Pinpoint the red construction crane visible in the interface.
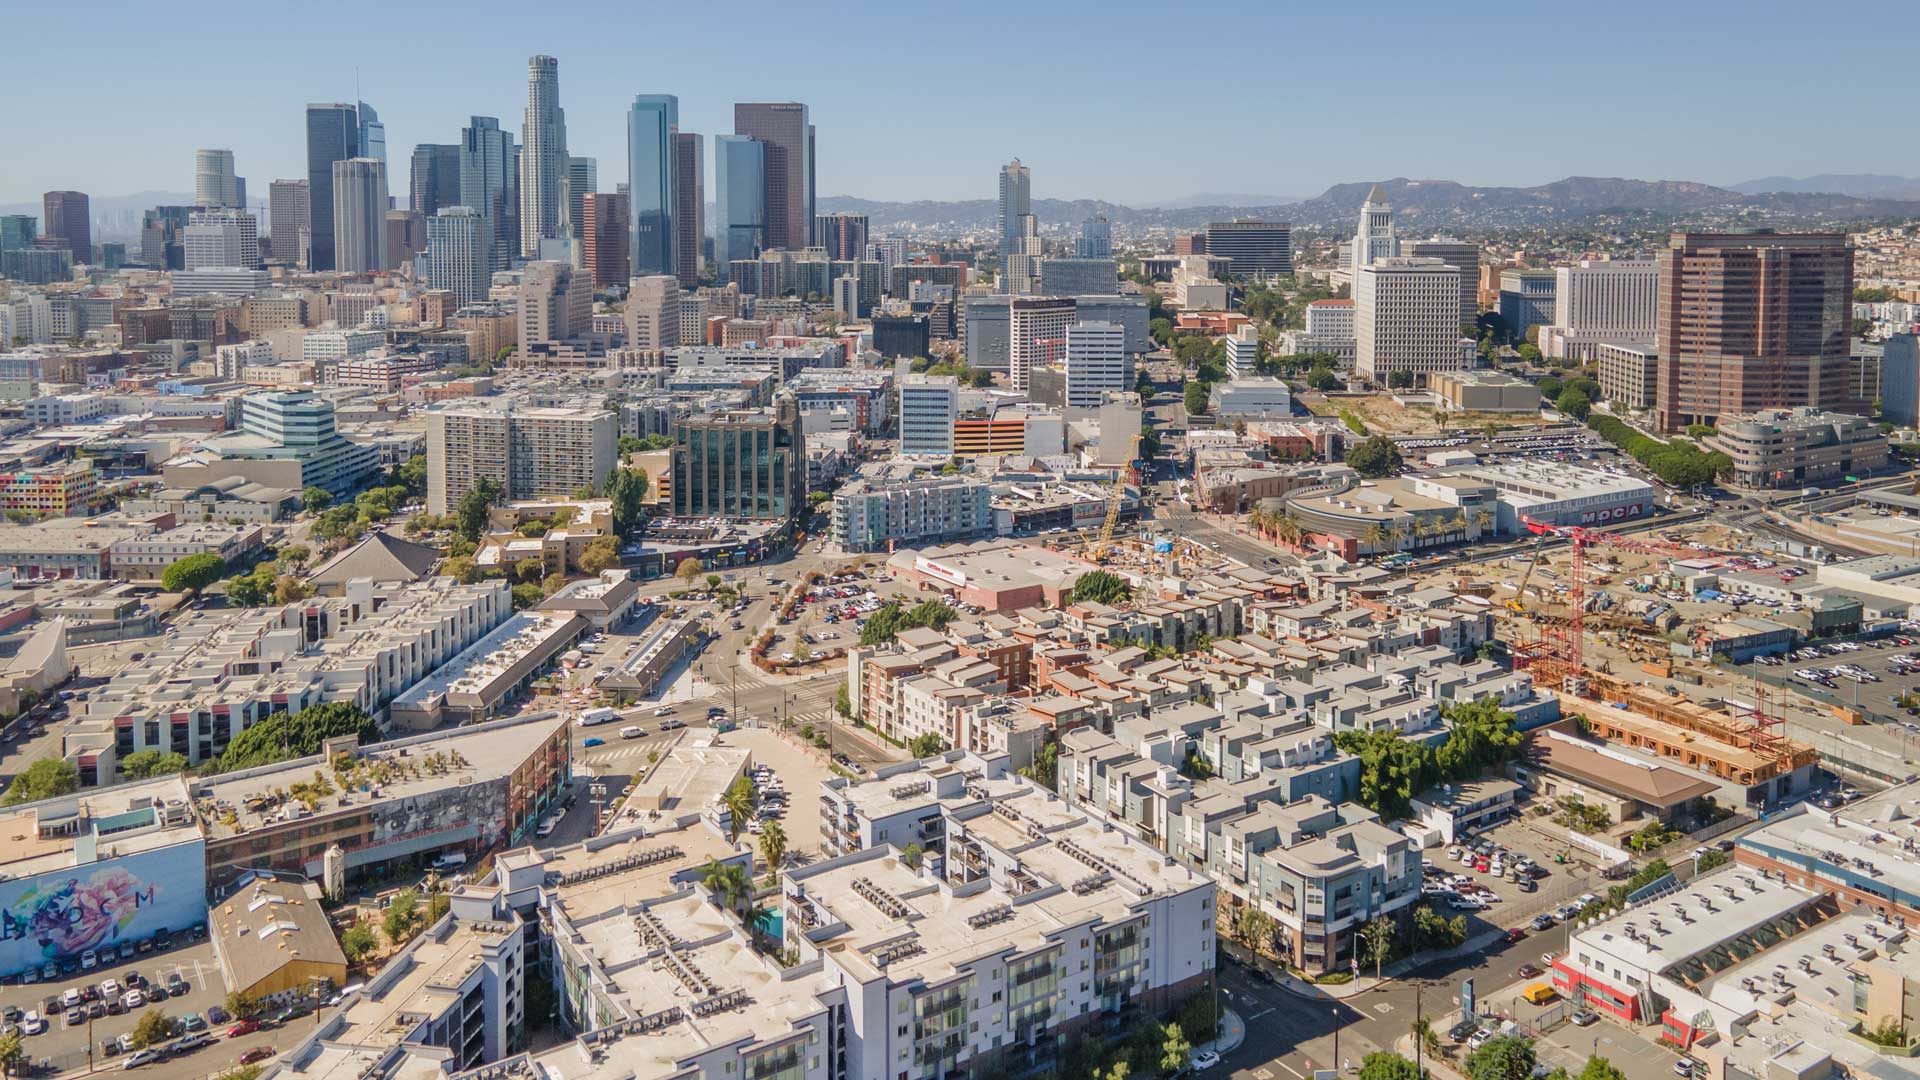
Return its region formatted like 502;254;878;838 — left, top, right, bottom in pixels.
1511;517;1733;693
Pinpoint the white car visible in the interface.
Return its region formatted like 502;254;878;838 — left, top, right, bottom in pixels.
122;990;145;1010
20;1012;43;1036
1190;1050;1220;1072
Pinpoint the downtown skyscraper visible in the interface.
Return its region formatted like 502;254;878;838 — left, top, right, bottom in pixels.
520;55;568;259
332;158;388;273
461;116;518;272
627;94;678;279
410;144;462;219
713;135;765;282
998;159;1031;280
733;102;812;251
306;103;368;271
194;149;246;209
673;133;703;288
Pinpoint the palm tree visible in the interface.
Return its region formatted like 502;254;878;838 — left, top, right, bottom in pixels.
1449;513;1470;541
699;858;751;914
722;776;754;843
1247;507;1269;537
1473;508;1494;536
759;819;788;882
1385;520;1408;550
1361;523;1388;553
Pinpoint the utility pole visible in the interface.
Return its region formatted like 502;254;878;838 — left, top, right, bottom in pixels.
1414;980;1424;1079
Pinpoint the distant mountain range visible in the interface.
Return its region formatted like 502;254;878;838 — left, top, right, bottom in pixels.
821;175;1920;233
0;191;197;221
1729;173;1920;200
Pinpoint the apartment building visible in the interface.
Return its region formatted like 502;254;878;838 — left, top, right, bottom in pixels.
831;470;993;552
426;400;619;516
1702;407;1889;489
1355;257;1467;382
0;459;105;517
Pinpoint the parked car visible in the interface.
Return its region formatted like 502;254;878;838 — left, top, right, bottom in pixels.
226;1020;262;1039
240;1047;276;1065
120;1050;164;1070
1570;1010;1599;1027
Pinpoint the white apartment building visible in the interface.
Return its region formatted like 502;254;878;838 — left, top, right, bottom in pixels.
171;269;272;297
107;523;264;579
183;209;260;270
214;340;276;380
1542;259;1657;362
1305;298;1356;338
898;374;960;456
301;328;384;365
1355;257;1467;382
1009;297;1076;392
1224;324;1261;381
426;401;618;515
24;393;110;426
421;207;491;307
1064;320;1129;408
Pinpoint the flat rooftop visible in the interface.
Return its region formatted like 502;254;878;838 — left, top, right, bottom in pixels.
192;713;568;838
391;610;576;707
1570;868;1820;977
0;776;200;878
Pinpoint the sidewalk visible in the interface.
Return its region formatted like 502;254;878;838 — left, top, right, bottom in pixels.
1248;927;1509;1001
1200;1007;1246;1058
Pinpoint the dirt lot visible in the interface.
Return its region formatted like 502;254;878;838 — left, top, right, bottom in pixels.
1307;393;1547;436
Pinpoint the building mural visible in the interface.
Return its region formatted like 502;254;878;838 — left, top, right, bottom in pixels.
0;842;207;972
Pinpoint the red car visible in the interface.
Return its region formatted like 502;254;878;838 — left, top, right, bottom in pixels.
1504;927;1527;943
239;1047;276;1065
227;1020;262;1038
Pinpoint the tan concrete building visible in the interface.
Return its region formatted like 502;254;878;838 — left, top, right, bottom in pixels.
1428;369;1540;412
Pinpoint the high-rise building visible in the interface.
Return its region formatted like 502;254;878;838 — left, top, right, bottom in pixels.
1355;257;1466;383
1205;219;1292;278
305;104;361;271
1005;214;1043;295
563;155;596;256
0;215;33;255
1039;257;1119;297
1654;230;1855;432
426;401;618;516
519;55;568;258
518;260;592;352
734;102;812;251
867;235;907;282
385;210;426;269
1079;215;1112;258
899;373;960;456
1224;324;1260;381
1065;321;1129;409
872;315;930;360
713;135;765;280
1350;184;1398;282
580;192;629;290
330;158;388;274
183;209;260;270
814;212;868;261
627;94;678;278
1497;270;1556;340
422;207;491;306
1404;238;1480;327
671;393;805;519
194;150;245;209
410;144;462;218
357;101;385;167
1542;259;1657;362
672;133;703;288
267;180;309;268
41;191;89;261
139;205;193;270
460;116;518;272
624;275;680;354
1009;296;1076;392
997;159;1032;280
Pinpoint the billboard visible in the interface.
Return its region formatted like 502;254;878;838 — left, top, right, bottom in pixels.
0;841;206;974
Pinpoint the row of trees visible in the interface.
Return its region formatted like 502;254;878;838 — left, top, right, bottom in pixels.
1586;414;1730;488
1331;698;1523;818
1355;1038;1630;1080
857;600;958;646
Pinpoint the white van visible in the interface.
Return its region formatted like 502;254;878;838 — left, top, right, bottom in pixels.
580;707;618;726
431;852;468;872
619;725;645;740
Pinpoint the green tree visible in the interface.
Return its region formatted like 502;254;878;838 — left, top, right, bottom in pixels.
1387;369;1415;389
118;750;188;780
340;921;378;963
699;858;751;912
1556;388;1592;421
278;543;312;566
579;535;622;574
1516;342;1543;366
1345;436;1404;478
1067;570;1134;606
758;819;787;880
1306;365;1341;392
606;466;650;538
302;486;332;513
1025;741;1059;789
0;1029;24;1077
1357;1052;1424;1080
511;583;544;610
900;842;923;869
1411;902;1468;950
858;600;958;646
907;733;948;758
131;1011;175;1050
675;556;705;585
383;888;420;945
1360;915;1397;978
1696;848;1730;872
1159;1023;1193;1077
722;776;755;842
1;758;77;805
213;701;378;772
1465;1035;1537;1080
834;683;853;720
1183;381;1211;416
223;991;260;1021
1578;1059;1628;1080
1235;905;1276;953
162;552;228;594
454;478;504;542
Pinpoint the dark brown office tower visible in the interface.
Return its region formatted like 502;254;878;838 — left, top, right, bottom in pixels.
673;132;703;288
733;102;810;251
581;192;630;290
1653;230;1855;432
41;191;90;261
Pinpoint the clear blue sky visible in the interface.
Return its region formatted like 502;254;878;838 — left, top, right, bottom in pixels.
6;0;1918;207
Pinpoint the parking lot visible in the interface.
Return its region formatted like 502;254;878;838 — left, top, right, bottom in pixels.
1749;631;1920;721
1420;809;1625;945
0;936;289;1076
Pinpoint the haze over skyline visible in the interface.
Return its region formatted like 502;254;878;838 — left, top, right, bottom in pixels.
6;0;1919;208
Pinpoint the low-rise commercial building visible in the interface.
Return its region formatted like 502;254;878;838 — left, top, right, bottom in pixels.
1428;369;1541;413
1703;407;1890;489
210;873;349;1004
107;523;265;579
